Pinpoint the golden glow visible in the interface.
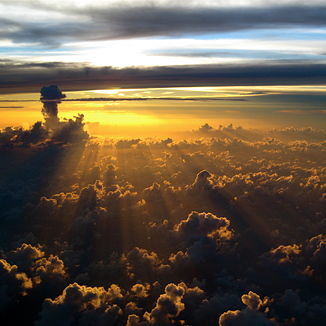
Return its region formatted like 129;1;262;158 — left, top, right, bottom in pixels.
1;84;326;135
59;110;161;126
74;84;326;100
0;100;43;129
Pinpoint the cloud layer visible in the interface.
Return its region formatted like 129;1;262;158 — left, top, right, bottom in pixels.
1;61;326;93
1;112;326;325
1;1;326;93
1;2;326;45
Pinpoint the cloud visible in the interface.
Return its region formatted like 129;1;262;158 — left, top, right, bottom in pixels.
40;85;66;101
241;291;264;310
219;307;275;326
0;85;89;146
217;291;274;325
144;283;185;325
174;211;230;240
126;247;171;283
2;3;326;46
0;118;326;325
7;243;45;273
0;259;32;311
130;283;150;298
35;282;123;326
13;121;48;144
1;61;326;93
40;85;65;131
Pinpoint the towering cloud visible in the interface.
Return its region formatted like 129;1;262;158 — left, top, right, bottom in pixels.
0;85;88;147
40;85;66;130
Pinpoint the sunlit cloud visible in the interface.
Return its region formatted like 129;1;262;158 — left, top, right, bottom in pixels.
3;35;326;68
1;0;326;98
1;0;326;312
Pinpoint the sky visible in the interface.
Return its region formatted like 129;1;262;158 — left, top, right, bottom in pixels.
0;0;326;134
1;0;326;71
1;0;326;89
1;2;326;325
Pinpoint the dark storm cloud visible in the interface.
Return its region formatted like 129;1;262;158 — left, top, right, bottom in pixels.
2;3;326;45
1;60;326;93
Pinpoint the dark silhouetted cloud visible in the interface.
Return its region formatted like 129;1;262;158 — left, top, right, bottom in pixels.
1;61;326;93
1;112;326;325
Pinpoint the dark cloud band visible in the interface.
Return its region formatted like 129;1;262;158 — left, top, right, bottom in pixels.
2;4;326;45
1;61;326;93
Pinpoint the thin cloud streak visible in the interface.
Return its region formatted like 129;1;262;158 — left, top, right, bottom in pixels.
0;97;247;103
66;97;247;102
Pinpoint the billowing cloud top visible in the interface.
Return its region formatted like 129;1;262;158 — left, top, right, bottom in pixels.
40;85;66;101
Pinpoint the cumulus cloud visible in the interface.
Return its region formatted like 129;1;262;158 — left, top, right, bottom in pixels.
219;307;275;326
241;291;264;310
174;211;231;241
7;243;45;273
0;85;88;146
144;283;185;325
40;85;66;101
131;283;150;298
0;119;326;325
40;85;66;130
217;291;273;326
35;282;123;325
0;259;32;310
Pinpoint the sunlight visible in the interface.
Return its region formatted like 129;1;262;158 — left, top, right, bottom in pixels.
2;1;326;324
69;85;326;101
59;110;161;126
